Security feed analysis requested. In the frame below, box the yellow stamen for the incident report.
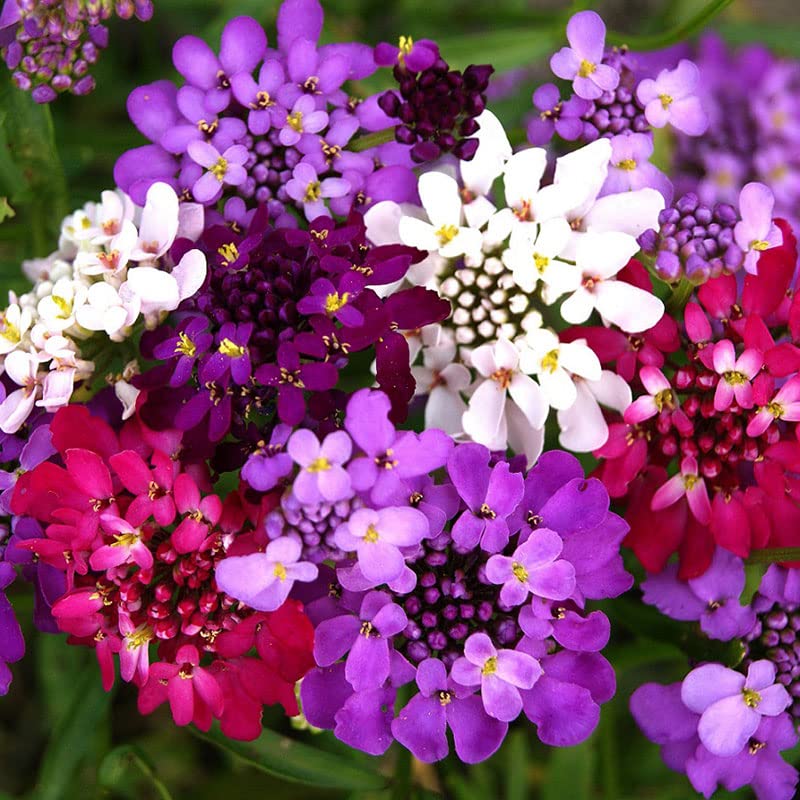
[751,239,770,251]
[436,224,459,246]
[126,625,152,651]
[578,59,596,77]
[304,181,322,203]
[683,474,699,491]
[111,532,139,548]
[307,456,331,473]
[541,349,559,373]
[512,561,529,583]
[210,157,228,182]
[742,688,761,708]
[533,253,549,273]
[768,401,785,419]
[617,158,637,171]
[274,563,287,581]
[175,332,196,357]
[254,90,273,109]
[218,242,239,266]
[287,111,304,132]
[481,656,498,676]
[364,524,380,543]
[219,338,245,358]
[490,368,513,389]
[325,292,350,314]
[659,93,673,109]
[654,388,675,412]
[724,370,747,386]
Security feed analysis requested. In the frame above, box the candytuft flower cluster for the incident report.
[3,3,800,798]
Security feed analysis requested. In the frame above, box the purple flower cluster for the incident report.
[113,2,491,225]
[634,560,800,798]
[136,209,448,462]
[669,35,800,229]
[0,0,152,102]
[215,389,632,762]
[377,48,493,162]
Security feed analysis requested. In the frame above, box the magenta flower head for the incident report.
[550,11,619,100]
[682,661,790,757]
[187,141,249,204]
[734,182,783,274]
[287,428,353,505]
[636,59,708,136]
[374,36,439,72]
[215,537,319,612]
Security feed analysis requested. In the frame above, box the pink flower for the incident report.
[171,473,223,554]
[109,449,177,526]
[651,456,711,526]
[712,339,763,411]
[138,644,224,728]
[118,613,153,685]
[623,366,676,424]
[747,376,800,437]
[90,513,154,573]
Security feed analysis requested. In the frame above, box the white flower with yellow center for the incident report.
[503,217,573,297]
[0,303,31,355]
[519,329,601,410]
[398,172,482,261]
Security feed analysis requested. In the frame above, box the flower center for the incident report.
[490,368,513,389]
[0,315,20,344]
[273,562,287,581]
[533,253,549,273]
[374,449,398,470]
[724,370,747,386]
[683,473,699,491]
[126,624,152,651]
[197,118,219,135]
[52,294,72,317]
[742,687,762,708]
[398,35,414,59]
[438,690,452,706]
[511,561,529,583]
[325,292,350,314]
[578,59,596,77]
[218,242,239,266]
[112,532,140,548]
[541,349,559,373]
[360,621,376,637]
[654,388,674,412]
[481,656,498,676]
[767,401,785,419]
[436,224,459,246]
[254,90,273,109]
[749,739,766,755]
[751,239,770,251]
[307,456,331,473]
[364,524,380,543]
[287,111,304,132]
[210,157,228,182]
[617,158,637,171]
[479,502,496,520]
[219,338,245,358]
[279,368,304,388]
[659,93,673,109]
[175,332,196,357]
[304,181,322,203]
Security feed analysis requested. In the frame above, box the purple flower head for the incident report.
[278,36,350,109]
[682,661,790,757]
[485,529,576,606]
[391,657,508,763]
[375,37,439,72]
[0,562,24,694]
[279,95,329,147]
[187,141,249,204]
[642,548,756,640]
[451,632,541,722]
[285,161,350,221]
[230,60,287,136]
[150,316,214,388]
[287,428,353,505]
[314,591,408,692]
[636,59,708,136]
[202,321,253,385]
[172,16,267,113]
[296,275,365,327]
[448,443,524,553]
[334,506,428,588]
[734,182,783,275]
[550,11,619,100]
[215,536,318,611]
[603,132,673,203]
[345,389,453,504]
[241,423,293,492]
[527,82,591,145]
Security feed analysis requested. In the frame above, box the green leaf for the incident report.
[606,0,734,50]
[0,197,14,224]
[542,740,595,800]
[32,665,111,800]
[504,729,527,800]
[436,27,559,72]
[190,725,388,791]
[98,745,174,800]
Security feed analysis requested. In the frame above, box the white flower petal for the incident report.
[462,378,508,449]
[593,280,665,333]
[589,369,633,414]
[557,381,608,452]
[582,188,664,238]
[418,171,462,228]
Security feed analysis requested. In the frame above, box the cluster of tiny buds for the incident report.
[439,257,542,346]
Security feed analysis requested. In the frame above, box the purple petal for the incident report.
[300,663,352,729]
[481,674,523,722]
[334,686,395,756]
[447,443,491,510]
[447,694,508,763]
[682,664,744,713]
[277,0,324,52]
[173,36,220,89]
[220,16,267,74]
[314,614,361,665]
[522,675,599,746]
[391,694,448,763]
[630,682,698,744]
[346,636,390,691]
[698,696,760,757]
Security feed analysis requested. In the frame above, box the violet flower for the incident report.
[285,162,350,221]
[0,562,24,695]
[550,11,619,100]
[287,428,353,504]
[527,82,591,145]
[636,59,708,136]
[733,182,783,274]
[187,141,249,204]
[241,424,295,492]
[230,60,287,135]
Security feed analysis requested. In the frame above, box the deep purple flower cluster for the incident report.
[136,209,448,463]
[638,192,742,282]
[0,0,152,102]
[377,53,493,162]
[223,390,634,762]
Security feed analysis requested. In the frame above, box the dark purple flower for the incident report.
[0,562,24,695]
[202,322,254,386]
[241,423,294,492]
[151,316,214,388]
[296,275,364,327]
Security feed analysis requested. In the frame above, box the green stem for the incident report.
[391,744,412,800]
[665,278,694,317]
[746,547,800,565]
[606,0,734,50]
[349,127,397,152]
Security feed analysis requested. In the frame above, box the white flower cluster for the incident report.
[0,183,207,433]
[366,111,666,464]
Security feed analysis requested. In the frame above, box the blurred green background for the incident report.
[2,0,800,797]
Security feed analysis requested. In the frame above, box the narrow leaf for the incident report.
[98,745,174,800]
[542,740,594,800]
[190,725,388,791]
